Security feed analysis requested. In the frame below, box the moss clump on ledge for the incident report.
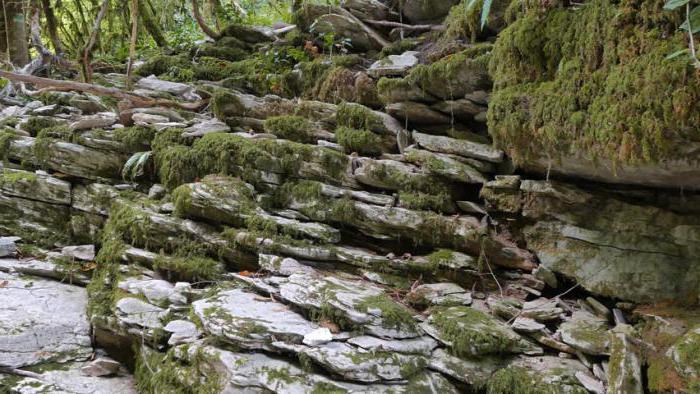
[431,306,518,357]
[487,366,581,394]
[115,126,157,152]
[356,294,417,332]
[135,346,222,394]
[335,126,382,157]
[23,117,65,137]
[135,54,191,78]
[156,132,349,190]
[336,102,382,131]
[487,0,700,165]
[263,115,315,143]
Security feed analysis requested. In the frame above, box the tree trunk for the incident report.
[126,0,138,90]
[138,0,166,47]
[4,0,29,66]
[191,0,219,40]
[40,0,61,54]
[81,0,109,83]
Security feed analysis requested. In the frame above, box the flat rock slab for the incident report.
[193,288,319,350]
[294,341,428,383]
[0,361,136,393]
[0,271,92,368]
[278,273,420,339]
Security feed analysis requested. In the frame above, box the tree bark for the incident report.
[138,0,166,47]
[81,0,109,83]
[4,0,29,66]
[40,0,62,54]
[126,0,138,90]
[191,0,220,40]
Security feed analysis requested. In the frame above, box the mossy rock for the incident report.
[487,0,700,188]
[135,54,191,78]
[335,126,382,157]
[263,116,315,143]
[429,306,538,357]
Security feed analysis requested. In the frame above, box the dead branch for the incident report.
[0,70,209,112]
[364,19,445,32]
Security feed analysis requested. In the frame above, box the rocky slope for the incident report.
[0,0,699,393]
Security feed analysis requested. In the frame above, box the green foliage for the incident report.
[122,152,153,181]
[335,126,382,156]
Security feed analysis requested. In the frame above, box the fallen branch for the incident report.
[0,366,45,381]
[364,19,445,32]
[0,70,208,112]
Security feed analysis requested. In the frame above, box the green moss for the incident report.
[86,236,126,321]
[335,126,382,156]
[0,131,15,160]
[400,44,492,97]
[431,306,517,357]
[135,347,221,394]
[263,115,314,143]
[336,102,382,131]
[23,117,64,137]
[195,42,248,62]
[135,54,191,78]
[355,294,416,331]
[153,255,222,282]
[379,39,420,58]
[156,133,349,190]
[398,191,453,213]
[311,382,347,394]
[487,366,559,394]
[36,125,73,142]
[0,169,37,185]
[488,0,698,165]
[115,126,157,152]
[151,128,194,153]
[211,90,245,120]
[316,66,357,104]
[675,327,700,379]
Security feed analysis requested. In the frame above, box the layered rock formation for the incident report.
[0,0,698,393]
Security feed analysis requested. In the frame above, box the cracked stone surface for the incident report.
[0,271,92,368]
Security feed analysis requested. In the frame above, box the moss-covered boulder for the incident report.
[488,0,700,189]
[669,325,700,388]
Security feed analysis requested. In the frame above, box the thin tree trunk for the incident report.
[139,0,166,47]
[81,0,109,83]
[192,0,219,40]
[40,0,62,54]
[4,0,29,66]
[126,0,138,90]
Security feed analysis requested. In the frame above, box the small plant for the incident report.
[664,0,700,68]
[122,151,152,181]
